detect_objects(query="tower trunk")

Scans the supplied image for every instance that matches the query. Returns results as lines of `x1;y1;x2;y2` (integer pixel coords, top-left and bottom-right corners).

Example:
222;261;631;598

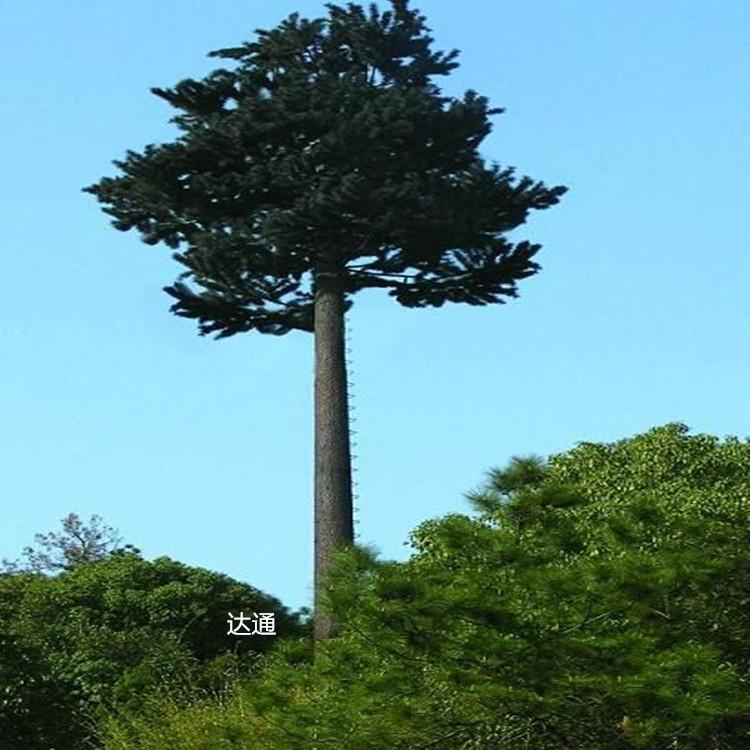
313;268;354;642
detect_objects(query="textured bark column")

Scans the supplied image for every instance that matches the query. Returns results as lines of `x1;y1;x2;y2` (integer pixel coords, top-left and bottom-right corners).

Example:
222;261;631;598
313;269;354;642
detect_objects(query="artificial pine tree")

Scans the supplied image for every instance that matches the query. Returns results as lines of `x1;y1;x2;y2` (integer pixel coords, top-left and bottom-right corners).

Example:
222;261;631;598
85;0;566;641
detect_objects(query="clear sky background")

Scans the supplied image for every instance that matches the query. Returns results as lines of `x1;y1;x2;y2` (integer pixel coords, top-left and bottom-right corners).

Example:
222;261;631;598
1;1;748;610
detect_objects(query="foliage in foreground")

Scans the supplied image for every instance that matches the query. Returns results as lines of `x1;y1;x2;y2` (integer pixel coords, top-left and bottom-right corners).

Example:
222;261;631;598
0;553;305;750
102;424;750;750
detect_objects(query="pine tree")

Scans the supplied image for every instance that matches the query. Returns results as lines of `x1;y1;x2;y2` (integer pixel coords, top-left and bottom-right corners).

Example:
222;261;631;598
85;0;566;641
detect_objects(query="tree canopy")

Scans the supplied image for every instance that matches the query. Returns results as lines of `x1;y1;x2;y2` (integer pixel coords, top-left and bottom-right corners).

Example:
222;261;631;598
85;0;566;338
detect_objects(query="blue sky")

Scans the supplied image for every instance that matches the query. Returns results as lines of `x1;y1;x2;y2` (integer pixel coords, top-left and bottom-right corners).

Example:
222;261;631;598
2;1;748;610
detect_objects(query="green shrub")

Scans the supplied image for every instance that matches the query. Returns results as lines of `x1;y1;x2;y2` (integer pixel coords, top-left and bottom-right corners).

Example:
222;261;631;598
0;554;304;749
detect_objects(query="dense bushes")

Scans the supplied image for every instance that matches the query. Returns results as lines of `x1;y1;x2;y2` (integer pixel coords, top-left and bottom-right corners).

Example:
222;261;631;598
0;554;305;749
101;424;750;750
4;424;748;749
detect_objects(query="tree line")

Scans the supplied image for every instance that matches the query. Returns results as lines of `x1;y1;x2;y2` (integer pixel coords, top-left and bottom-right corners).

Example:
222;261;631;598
2;425;748;748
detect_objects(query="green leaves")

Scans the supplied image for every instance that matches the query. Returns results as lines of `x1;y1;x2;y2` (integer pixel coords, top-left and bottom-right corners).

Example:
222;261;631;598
315;424;750;748
85;1;565;339
0;554;305;749
96;425;750;749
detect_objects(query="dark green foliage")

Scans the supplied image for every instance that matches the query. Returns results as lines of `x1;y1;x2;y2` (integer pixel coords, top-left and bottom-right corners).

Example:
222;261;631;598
0;553;305;750
85;0;565;338
102;425;750;749
0;597;82;750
